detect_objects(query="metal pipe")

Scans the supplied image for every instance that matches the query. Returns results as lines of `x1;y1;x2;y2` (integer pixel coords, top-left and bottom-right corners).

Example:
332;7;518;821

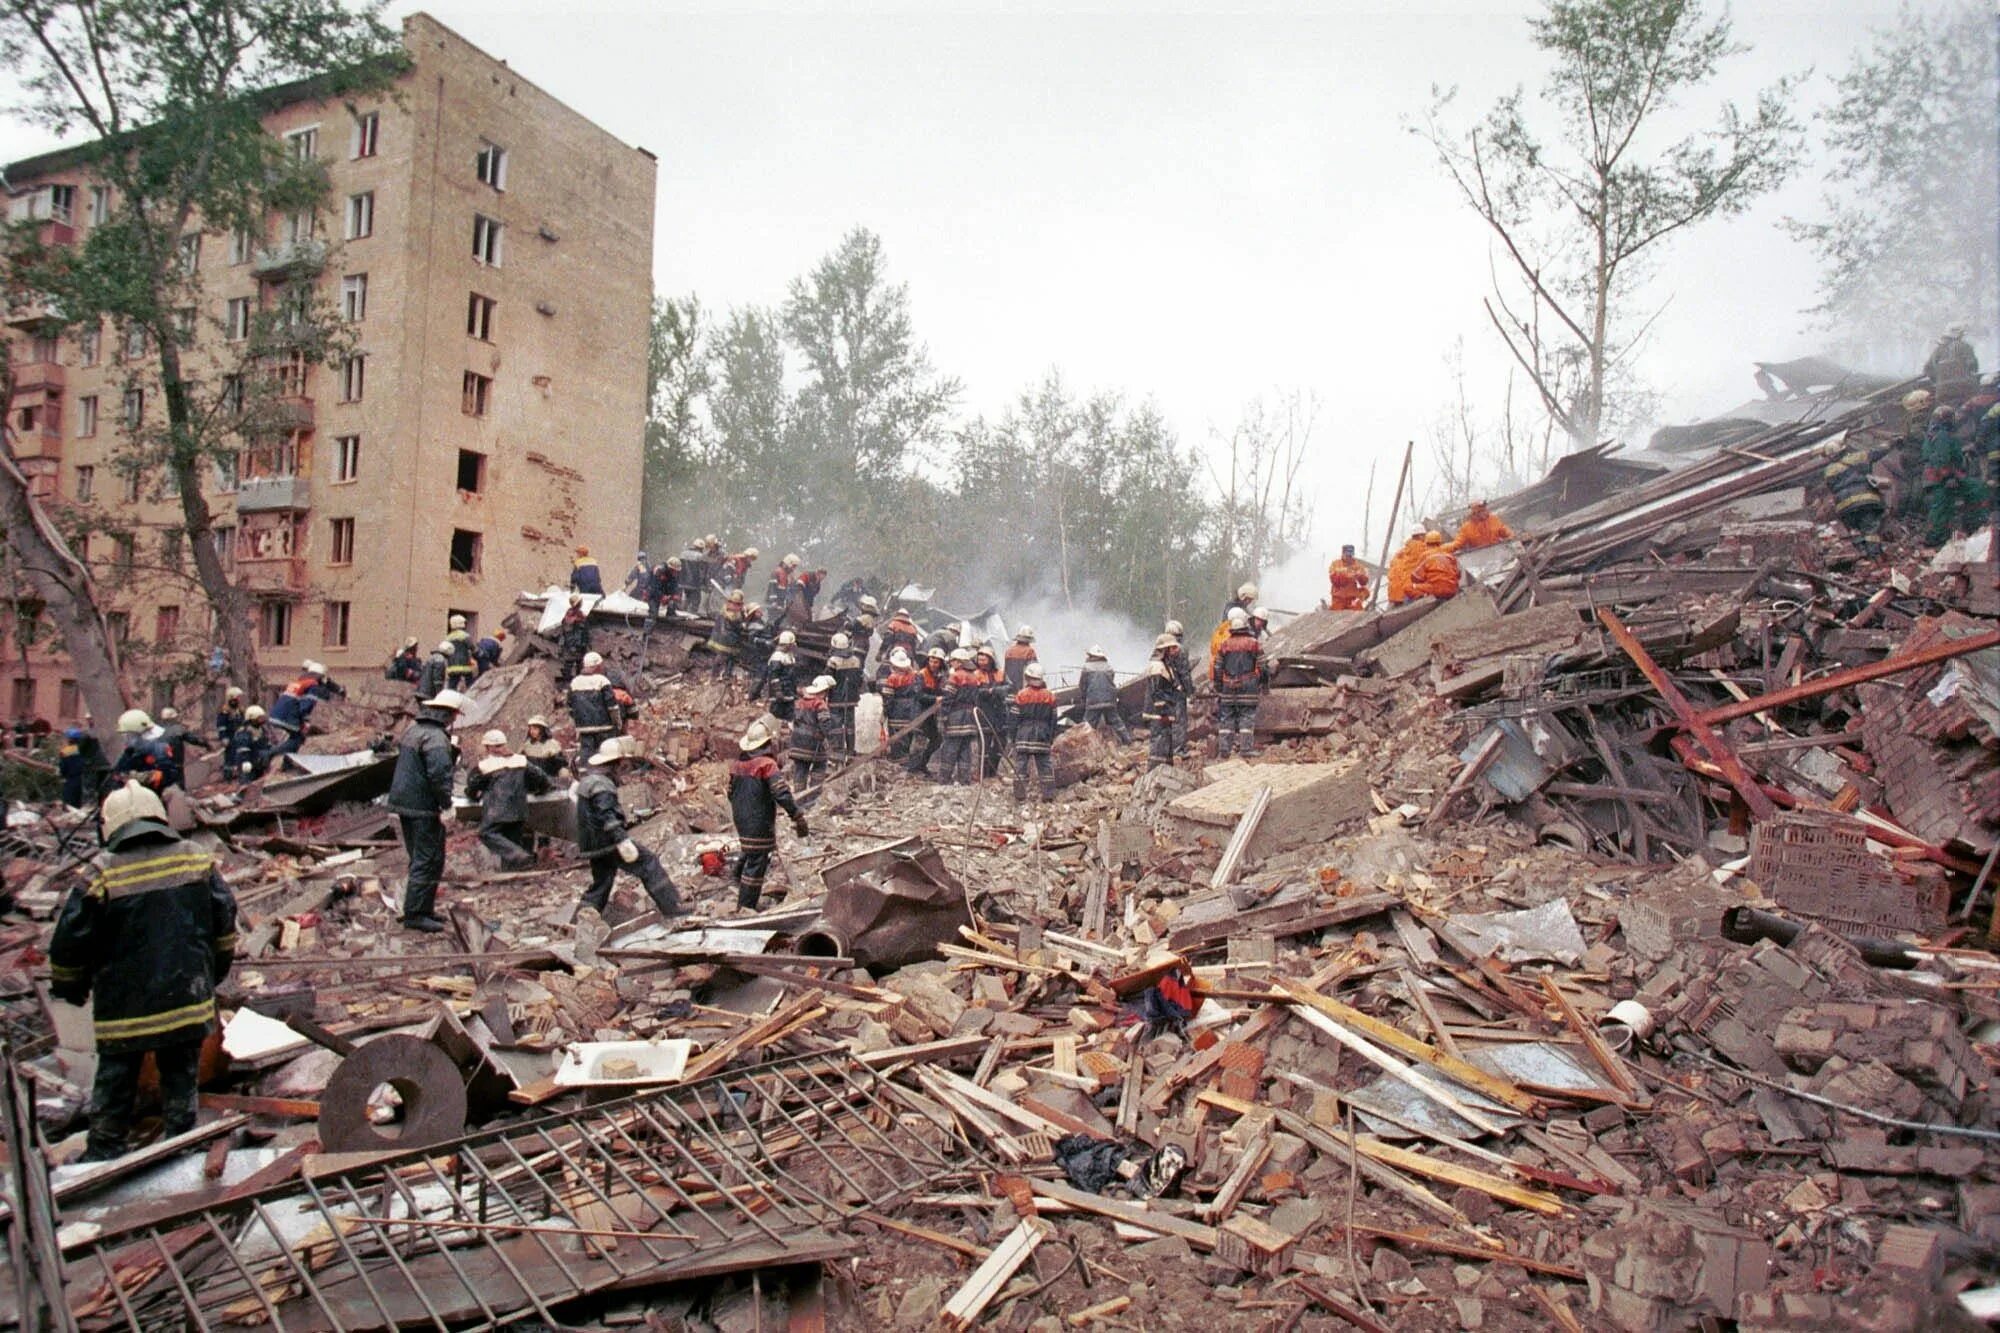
1719;905;1919;969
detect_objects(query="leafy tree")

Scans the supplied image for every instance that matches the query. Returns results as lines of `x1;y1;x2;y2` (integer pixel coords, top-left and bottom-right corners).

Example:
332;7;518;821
1420;0;1804;446
1787;1;1998;359
0;0;403;698
640;294;710;547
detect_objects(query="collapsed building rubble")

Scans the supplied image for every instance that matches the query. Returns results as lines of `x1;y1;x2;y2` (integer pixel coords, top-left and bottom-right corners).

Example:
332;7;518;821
5;376;2000;1330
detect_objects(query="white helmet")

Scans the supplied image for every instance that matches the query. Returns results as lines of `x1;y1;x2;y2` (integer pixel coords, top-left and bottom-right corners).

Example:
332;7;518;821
448;614;466;630
482;729;507;747
949;647;974;664
589;736;635;765
888;648;913;669
424;689;469;711
1164;620;1184;637
244;704;267;722
301;660;326;676
1023;663;1046;682
802;675;834;695
1086;645;1107;659
226;686;244;699
859;595;879;611
1153;634;1178;652
117;709;152;734
1227;607;1250;628
582;651;604;670
831;633;850;650
744;546;760;559
1236;583;1258;601
437;639;455;655
1252;606;1270;620
739;719;777;752
783;553;801;568
777;630;797;646
404;636;419;650
158;707;178;722
101;780;168;839
1016;625;1034;641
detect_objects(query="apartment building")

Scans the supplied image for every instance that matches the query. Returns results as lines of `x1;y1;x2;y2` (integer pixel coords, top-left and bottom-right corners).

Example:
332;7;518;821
2;12;656;722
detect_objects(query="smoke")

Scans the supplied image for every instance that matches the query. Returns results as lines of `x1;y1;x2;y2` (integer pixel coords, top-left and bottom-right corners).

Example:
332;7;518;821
1255;545;1340;622
929;582;1162;691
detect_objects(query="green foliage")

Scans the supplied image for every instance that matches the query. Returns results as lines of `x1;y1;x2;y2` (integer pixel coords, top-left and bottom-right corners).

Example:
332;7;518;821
1787;1;1998;355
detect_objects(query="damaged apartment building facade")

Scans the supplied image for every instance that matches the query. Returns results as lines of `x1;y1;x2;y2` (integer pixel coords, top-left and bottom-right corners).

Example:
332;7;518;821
1;12;655;720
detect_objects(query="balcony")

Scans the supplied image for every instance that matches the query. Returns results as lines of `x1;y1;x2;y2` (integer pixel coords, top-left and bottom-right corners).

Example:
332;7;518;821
251;239;328;282
5;296;64;331
9;418;62;461
11;361;64;397
238;393;313;439
237;557;309;593
17;456;57;500
236;474;311;513
32;218;76;248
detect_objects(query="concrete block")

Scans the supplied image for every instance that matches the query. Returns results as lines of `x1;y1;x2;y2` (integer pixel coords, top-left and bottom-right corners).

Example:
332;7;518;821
1873;1225;1943;1285
1358;585;1500;678
1166;760;1370;859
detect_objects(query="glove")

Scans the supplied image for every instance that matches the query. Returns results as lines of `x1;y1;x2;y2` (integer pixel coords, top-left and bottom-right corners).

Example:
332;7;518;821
791;814;810;837
617;838;639;864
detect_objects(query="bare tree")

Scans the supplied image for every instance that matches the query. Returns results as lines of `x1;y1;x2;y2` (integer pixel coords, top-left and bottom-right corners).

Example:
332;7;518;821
1207;391;1314;593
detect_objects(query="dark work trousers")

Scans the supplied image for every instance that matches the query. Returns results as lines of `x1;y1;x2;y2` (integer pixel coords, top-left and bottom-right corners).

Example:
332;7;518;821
936;732;974;785
579;848;682;919
1216;700;1260;758
480;820;536;870
1013;749;1052;803
398;813;446;921
829;705;856;756
1084;705;1133;743
734;835;776;910
1148;718;1176;769
86;1042;202;1160
1172;697;1191;756
905;718;941;774
792;758;828;800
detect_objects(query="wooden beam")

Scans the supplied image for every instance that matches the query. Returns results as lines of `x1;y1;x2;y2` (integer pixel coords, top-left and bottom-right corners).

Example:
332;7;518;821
1692;628;2000;727
940;1218;1050;1331
1028;1177;1221;1249
1279;982;1540;1115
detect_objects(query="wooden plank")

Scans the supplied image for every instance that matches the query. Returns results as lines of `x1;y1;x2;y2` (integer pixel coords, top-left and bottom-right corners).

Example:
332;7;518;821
1349;1135;1567;1215
1166;892;1397;954
940;1218;1050;1331
1200;1127;1271;1224
1280;982;1539;1115
858;1210;989;1261
1424;730;1505;831
1277;986;1510;1134
1210;785;1273;889
1338;1224;1584;1280
1398;969;1461;1060
197;1093;320;1119
1027;1177;1220;1250
53;1116;251;1202
1693;627;2000;726
1537;975;1638;1096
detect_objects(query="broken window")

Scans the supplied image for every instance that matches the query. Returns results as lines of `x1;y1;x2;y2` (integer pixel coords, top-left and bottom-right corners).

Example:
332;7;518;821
461;371;491;417
456;449;486;493
449;528;482;574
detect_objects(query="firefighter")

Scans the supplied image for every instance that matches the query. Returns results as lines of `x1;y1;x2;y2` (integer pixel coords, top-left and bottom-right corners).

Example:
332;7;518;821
570;546;604;595
154;708;208;787
49;780;237;1161
972;643;1007;776
789;675;838;794
621;551;650;596
1981;402;2000;508
1143;638;1187;771
223;706;271;784
1925;325;1980;403
1386;528;1428;605
576;737;682;920
844;595;880;666
1162;629;1196;756
1009;663;1058;804
701;590;756;679
922;621;962;659
1326;544;1368;611
413;638;452;701
444;614;476;687
906;647;950;775
766;554;800;614
215;686;248;746
473;629;505;676
1078;646;1133;742
754;630;800;720
1448;500;1515;553
557;593;592;682
826;633;865;754
1213;608;1266;759
793;566;827;618
1224;581;1258;622
568;651;621;759
1923;405;1979;544
720;546;758;591
389;688;465;933
1822;436;1894;556
1248;606;1272;640
269;661;341;758
728;718;809;912
881;648;923;758
465;730;552;871
384;637;423;684
58;726;109;808
110;710;173;792
647;558;681;625
522;715;569;781
1003;626;1039;690
1409;533;1462;600
935;648;983;785
880;606;922;663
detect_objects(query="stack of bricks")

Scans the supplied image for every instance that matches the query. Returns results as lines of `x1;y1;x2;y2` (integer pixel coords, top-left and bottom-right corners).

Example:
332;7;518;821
1773;996;1982;1119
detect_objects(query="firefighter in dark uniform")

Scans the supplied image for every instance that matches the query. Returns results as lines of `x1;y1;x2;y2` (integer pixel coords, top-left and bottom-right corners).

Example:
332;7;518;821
752;630;800;720
1003;626;1038;689
1213;607;1267;759
905;647;949;775
58;726;110;808
575;737;681;920
567;651;622;763
522;716;569;781
49;781;238;1161
788;676;838;795
417;639;452;701
973;644;1006;777
1145;636;1187;771
880;608;922;664
389;689;464;933
1079;646;1133;742
728;718;809;911
1008;663;1058;804
444;614;477;689
465;729;553;870
825;633;865;755
1822;436;1893;555
881;649;922;760
935;648;982;785
222;706;272;783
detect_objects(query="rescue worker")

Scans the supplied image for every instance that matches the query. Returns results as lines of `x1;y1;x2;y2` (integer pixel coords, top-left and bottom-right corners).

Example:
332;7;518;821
576;737;682;921
1008;662;1058;803
473;629;505;676
1079;646;1133;742
1213;608;1266;759
465;730;552;871
922;621;962;659
570;546;604;596
700;590;756;679
49;780;237;1162
110;709;173;792
58;725;109;808
1894;389;1937;520
1003;626;1038;690
1921;405;1980;544
1224;582;1258;623
417;639;452;701
621;551;650;596
1143;637;1187;771
568;651;621;759
389;688;465;933
881;648;923;758
155;708;208;787
269;661;340;758
215;686;248;746
1386;528;1428;605
1925;325;1980;402
384;638;423;684
825;633;865;754
844;595;879;666
727;718;809;912
1448;500;1515;553
1248;606;1272;641
766;554;800;614
679;535;712;611
1162;627;1196;756
906;647;950;775
223;706;271;784
972;643;1006;776
1981;402;2000;506
753;630;800;720
522;716;568;781
720;546;758;591
789;675;838;795
1326;544;1368;611
647;558;681;623
936;648;983;785
1822;435;1894;556
1408;533;1462;601
444;614;476;688
793;566;826;618
881;607;922;662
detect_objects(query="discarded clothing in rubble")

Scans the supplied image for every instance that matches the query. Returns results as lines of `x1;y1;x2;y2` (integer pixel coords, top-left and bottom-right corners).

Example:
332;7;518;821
1122;966;1197;1037
1053;1134;1188;1199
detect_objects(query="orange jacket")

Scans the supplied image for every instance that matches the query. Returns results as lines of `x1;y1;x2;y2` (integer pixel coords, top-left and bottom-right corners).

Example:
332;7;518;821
1326;557;1368;610
1409;549;1461;599
1448;511;1514;552
1207;619;1233;679
1385;538;1428;604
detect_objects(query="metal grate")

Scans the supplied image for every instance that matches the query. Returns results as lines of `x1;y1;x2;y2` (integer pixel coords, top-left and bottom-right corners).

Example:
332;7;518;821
54;1053;990;1331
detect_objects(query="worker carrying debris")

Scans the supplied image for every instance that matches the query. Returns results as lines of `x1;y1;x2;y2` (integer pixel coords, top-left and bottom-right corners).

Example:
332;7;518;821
576;736;682;920
110;709;175;792
1408;531;1462;600
1386;528;1427;604
389;688;466;934
1821;435;1893;556
727;718;809;911
1213;607;1267;759
1009;662;1059;803
1326;543;1368;610
465;729;554;871
1145;634;1189;770
1079;645;1133;742
49;780;237;1162
521;715;568;780
1448;499;1515;552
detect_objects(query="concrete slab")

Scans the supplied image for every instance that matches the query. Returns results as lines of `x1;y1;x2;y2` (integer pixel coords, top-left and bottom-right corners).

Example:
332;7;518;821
1166;760;1369;859
1358;586;1500;678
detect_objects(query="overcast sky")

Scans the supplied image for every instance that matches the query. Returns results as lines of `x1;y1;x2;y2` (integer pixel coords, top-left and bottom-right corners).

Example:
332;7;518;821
0;0;1919;561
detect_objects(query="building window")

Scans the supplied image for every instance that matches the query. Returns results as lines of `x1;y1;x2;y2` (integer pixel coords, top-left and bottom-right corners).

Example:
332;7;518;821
345;191;374;239
472;214;503;267
105;611;128;644
461;371;491;417
334;434;360;482
213;452;237;493
323;600;351;647
286;126;318;161
76;395;97;437
9;678;33;717
45;184;74;223
475;142;508;190
259;601;291;648
467;292;496;341
272;349;307;398
120;470;140;503
341;273;367;321
351;110;379;159
87;185;109;225
449;528;482;574
284;209;315;244
74;465;94;501
177;233;200;274
161;528;182;569
229;227;256;265
173;306;196;344
122;325;148;360
156;605;179;643
113;534;135;573
329;516;355;564
122;386;143;430
225;297;251;341
78;326;99;366
220;375;245;416
340;354;365;402
163;467;180;498
58;679;79;717
456;449;486;493
214;525;235;571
